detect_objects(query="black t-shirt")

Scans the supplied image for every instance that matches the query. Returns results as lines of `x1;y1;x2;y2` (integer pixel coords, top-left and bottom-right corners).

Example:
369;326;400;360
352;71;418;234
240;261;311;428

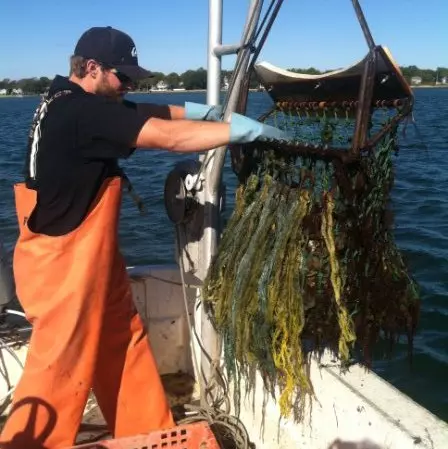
25;75;150;236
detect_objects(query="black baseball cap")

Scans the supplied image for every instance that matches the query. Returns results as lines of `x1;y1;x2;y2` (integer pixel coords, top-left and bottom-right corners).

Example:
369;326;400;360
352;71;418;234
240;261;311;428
74;26;153;81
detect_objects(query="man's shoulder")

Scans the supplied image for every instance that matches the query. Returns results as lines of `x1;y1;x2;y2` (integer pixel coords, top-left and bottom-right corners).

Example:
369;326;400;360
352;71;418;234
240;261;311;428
48;75;83;96
48;76;104;106
46;77;143;136
48;76;138;110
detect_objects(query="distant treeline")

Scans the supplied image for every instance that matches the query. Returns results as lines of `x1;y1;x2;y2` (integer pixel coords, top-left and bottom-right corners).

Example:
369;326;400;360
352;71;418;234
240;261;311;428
1;65;447;95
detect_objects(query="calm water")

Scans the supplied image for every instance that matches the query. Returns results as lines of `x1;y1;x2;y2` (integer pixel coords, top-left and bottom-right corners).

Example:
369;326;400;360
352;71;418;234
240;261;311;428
0;89;447;422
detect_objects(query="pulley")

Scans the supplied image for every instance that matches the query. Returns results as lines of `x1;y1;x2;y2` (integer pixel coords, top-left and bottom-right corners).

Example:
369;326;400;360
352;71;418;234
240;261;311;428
164;160;202;225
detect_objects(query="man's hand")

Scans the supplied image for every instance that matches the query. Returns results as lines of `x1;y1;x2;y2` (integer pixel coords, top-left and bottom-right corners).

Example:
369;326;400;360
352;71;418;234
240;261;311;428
228;112;291;143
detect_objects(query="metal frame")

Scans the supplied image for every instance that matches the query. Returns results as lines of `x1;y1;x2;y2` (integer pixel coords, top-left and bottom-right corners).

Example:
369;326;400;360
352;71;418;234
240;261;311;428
190;0;400;403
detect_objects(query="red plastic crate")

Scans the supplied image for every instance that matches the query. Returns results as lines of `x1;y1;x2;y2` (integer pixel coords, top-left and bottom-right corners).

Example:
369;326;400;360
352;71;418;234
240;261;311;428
70;422;220;449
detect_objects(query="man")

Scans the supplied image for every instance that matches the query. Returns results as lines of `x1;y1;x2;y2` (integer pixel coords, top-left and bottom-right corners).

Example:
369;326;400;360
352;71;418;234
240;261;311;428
0;26;288;449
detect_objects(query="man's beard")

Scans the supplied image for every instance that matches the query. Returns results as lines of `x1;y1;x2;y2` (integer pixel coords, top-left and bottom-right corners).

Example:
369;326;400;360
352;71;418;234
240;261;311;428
97;80;125;101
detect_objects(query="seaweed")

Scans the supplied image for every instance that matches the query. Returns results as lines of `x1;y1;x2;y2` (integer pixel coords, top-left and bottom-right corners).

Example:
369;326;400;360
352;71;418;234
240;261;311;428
202;101;420;420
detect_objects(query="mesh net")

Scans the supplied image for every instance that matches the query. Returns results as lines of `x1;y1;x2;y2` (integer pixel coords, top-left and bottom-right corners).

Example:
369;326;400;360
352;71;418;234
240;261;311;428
202;99;420;420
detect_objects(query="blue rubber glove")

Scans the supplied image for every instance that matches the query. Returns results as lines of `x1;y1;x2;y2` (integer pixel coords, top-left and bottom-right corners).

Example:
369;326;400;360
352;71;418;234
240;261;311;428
185;102;222;121
229;112;292;144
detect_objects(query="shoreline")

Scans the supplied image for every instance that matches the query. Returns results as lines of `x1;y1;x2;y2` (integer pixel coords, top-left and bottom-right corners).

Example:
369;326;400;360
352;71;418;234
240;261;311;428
1;86;447;99
128;88;263;94
0;88;264;98
411;84;448;89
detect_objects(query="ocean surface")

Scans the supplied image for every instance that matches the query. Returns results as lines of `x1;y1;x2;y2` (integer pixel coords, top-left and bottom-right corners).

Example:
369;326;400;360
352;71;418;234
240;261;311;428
0;89;447;422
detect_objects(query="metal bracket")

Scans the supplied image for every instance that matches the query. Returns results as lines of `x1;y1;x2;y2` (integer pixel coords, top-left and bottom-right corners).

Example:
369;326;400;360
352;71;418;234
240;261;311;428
213;43;242;57
185;174;203;192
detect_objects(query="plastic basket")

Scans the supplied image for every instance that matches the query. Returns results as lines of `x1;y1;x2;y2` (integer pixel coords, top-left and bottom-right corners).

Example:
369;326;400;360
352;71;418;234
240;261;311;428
70;421;220;449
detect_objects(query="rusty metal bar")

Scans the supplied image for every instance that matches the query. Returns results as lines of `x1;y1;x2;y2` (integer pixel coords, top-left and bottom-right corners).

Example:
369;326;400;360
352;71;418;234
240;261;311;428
250;0;284;69
243;141;357;164
249;101;413;164
237;0;285;116
365;102;413;148
275;98;409;111
349;0;378;155
352;0;376;50
351;50;377;155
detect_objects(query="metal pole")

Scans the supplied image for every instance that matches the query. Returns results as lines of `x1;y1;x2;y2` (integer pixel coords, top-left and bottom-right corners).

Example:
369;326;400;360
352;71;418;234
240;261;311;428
200;0;263;281
196;0;224;406
208;0;263;193
207;0;223;107
198;0;264;404
199;0;225;282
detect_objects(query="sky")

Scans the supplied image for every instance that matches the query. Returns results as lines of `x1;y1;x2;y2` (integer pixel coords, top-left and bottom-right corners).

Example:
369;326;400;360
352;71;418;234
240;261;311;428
0;0;446;81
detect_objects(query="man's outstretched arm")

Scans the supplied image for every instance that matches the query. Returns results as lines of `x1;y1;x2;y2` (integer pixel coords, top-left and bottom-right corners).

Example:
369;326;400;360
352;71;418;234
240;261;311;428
133;112;291;153
133;117;229;153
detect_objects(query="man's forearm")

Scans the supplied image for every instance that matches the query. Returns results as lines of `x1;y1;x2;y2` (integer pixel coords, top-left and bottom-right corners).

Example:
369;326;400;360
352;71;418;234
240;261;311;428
134;117;230;152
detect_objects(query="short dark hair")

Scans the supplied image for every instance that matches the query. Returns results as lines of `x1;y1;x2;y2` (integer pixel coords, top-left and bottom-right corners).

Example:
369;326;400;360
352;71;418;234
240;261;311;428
69;55;88;78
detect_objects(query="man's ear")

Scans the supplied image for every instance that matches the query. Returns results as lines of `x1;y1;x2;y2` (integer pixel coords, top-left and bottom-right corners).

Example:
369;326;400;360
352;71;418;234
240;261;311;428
86;59;100;78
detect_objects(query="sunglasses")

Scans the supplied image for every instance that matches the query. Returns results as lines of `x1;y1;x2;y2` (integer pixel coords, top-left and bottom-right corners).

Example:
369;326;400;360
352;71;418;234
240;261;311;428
109;68;134;85
97;62;133;85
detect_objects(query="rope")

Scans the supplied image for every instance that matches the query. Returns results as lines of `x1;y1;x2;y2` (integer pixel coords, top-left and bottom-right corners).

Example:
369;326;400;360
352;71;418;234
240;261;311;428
175;224;252;449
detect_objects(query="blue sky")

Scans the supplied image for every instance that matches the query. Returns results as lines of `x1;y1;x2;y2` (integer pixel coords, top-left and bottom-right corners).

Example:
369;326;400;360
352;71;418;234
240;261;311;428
0;0;446;80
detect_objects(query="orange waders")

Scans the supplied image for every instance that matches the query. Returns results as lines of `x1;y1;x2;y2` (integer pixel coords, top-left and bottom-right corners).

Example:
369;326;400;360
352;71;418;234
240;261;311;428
0;177;174;449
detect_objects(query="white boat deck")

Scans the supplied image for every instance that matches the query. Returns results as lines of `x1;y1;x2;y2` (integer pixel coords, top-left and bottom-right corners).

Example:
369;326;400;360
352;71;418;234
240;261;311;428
1;265;447;448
